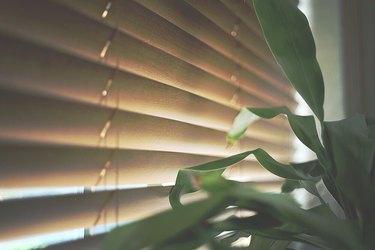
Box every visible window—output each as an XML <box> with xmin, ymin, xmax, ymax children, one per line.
<box><xmin>0</xmin><ymin>0</ymin><xmax>295</xmax><ymax>248</ymax></box>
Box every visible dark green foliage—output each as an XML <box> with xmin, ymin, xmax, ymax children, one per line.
<box><xmin>103</xmin><ymin>0</ymin><xmax>375</xmax><ymax>249</ymax></box>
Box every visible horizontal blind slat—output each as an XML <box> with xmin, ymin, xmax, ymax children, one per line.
<box><xmin>0</xmin><ymin>33</ymin><xmax>291</xmax><ymax>139</ymax></box>
<box><xmin>54</xmin><ymin>0</ymin><xmax>294</xmax><ymax>102</ymax></box>
<box><xmin>219</xmin><ymin>0</ymin><xmax>264</xmax><ymax>38</ymax></box>
<box><xmin>0</xmin><ymin>0</ymin><xmax>294</xmax><ymax>108</ymax></box>
<box><xmin>0</xmin><ymin>186</ymin><xmax>172</xmax><ymax>240</ymax></box>
<box><xmin>0</xmin><ymin>90</ymin><xmax>291</xmax><ymax>159</ymax></box>
<box><xmin>0</xmin><ymin>146</ymin><xmax>278</xmax><ymax>187</ymax></box>
<box><xmin>0</xmin><ymin>0</ymin><xmax>295</xmax><ymax>245</ymax></box>
<box><xmin>184</xmin><ymin>0</ymin><xmax>275</xmax><ymax>66</ymax></box>
<box><xmin>0</xmin><ymin>181</ymin><xmax>282</xmax><ymax>241</ymax></box>
<box><xmin>134</xmin><ymin>0</ymin><xmax>294</xmax><ymax>103</ymax></box>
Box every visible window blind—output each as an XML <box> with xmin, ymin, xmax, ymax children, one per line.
<box><xmin>0</xmin><ymin>0</ymin><xmax>295</xmax><ymax>248</ymax></box>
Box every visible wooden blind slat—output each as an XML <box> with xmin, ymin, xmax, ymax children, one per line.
<box><xmin>0</xmin><ymin>33</ymin><xmax>291</xmax><ymax>138</ymax></box>
<box><xmin>54</xmin><ymin>0</ymin><xmax>294</xmax><ymax>103</ymax></box>
<box><xmin>0</xmin><ymin>0</ymin><xmax>294</xmax><ymax>108</ymax></box>
<box><xmin>0</xmin><ymin>186</ymin><xmax>172</xmax><ymax>240</ymax></box>
<box><xmin>0</xmin><ymin>146</ymin><xmax>277</xmax><ymax>187</ymax></box>
<box><xmin>135</xmin><ymin>0</ymin><xmax>293</xmax><ymax>103</ymax></box>
<box><xmin>0</xmin><ymin>0</ymin><xmax>294</xmax><ymax>245</ymax></box>
<box><xmin>185</xmin><ymin>0</ymin><xmax>275</xmax><ymax>66</ymax></box>
<box><xmin>0</xmin><ymin>180</ymin><xmax>282</xmax><ymax>241</ymax></box>
<box><xmin>220</xmin><ymin>0</ymin><xmax>264</xmax><ymax>38</ymax></box>
<box><xmin>0</xmin><ymin>90</ymin><xmax>291</xmax><ymax>158</ymax></box>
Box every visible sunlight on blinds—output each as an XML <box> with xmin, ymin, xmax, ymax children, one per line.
<box><xmin>0</xmin><ymin>0</ymin><xmax>295</xmax><ymax>248</ymax></box>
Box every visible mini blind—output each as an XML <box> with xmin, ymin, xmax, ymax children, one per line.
<box><xmin>0</xmin><ymin>0</ymin><xmax>295</xmax><ymax>248</ymax></box>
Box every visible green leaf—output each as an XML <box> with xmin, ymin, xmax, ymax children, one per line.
<box><xmin>170</xmin><ymin>149</ymin><xmax>320</xmax><ymax>209</ymax></box>
<box><xmin>249</xmin><ymin>107</ymin><xmax>323</xmax><ymax>155</ymax></box>
<box><xmin>155</xmin><ymin>224</ymin><xmax>214</xmax><ymax>250</ymax></box>
<box><xmin>253</xmin><ymin>0</ymin><xmax>325</xmax><ymax>121</ymax></box>
<box><xmin>228</xmin><ymin>107</ymin><xmax>328</xmax><ymax>172</ymax></box>
<box><xmin>210</xmin><ymin>179</ymin><xmax>359</xmax><ymax>249</ymax></box>
<box><xmin>102</xmin><ymin>192</ymin><xmax>229</xmax><ymax>250</ymax></box>
<box><xmin>229</xmin><ymin>182</ymin><xmax>364</xmax><ymax>250</ymax></box>
<box><xmin>281</xmin><ymin>179</ymin><xmax>322</xmax><ymax>202</ymax></box>
<box><xmin>227</xmin><ymin>107</ymin><xmax>259</xmax><ymax>142</ymax></box>
<box><xmin>324</xmin><ymin>115</ymin><xmax>375</xmax><ymax>208</ymax></box>
<box><xmin>169</xmin><ymin>151</ymin><xmax>253</xmax><ymax>209</ymax></box>
<box><xmin>285</xmin><ymin>181</ymin><xmax>318</xmax><ymax>198</ymax></box>
<box><xmin>249</xmin><ymin>235</ymin><xmax>291</xmax><ymax>250</ymax></box>
<box><xmin>215</xmin><ymin>213</ymin><xmax>282</xmax><ymax>232</ymax></box>
<box><xmin>281</xmin><ymin>179</ymin><xmax>299</xmax><ymax>193</ymax></box>
<box><xmin>324</xmin><ymin>115</ymin><xmax>375</xmax><ymax>245</ymax></box>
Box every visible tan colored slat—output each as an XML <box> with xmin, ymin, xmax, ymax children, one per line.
<box><xmin>135</xmin><ymin>0</ymin><xmax>294</xmax><ymax>106</ymax></box>
<box><xmin>0</xmin><ymin>178</ymin><xmax>282</xmax><ymax>241</ymax></box>
<box><xmin>220</xmin><ymin>0</ymin><xmax>264</xmax><ymax>38</ymax></box>
<box><xmin>185</xmin><ymin>0</ymin><xmax>275</xmax><ymax>67</ymax></box>
<box><xmin>0</xmin><ymin>0</ymin><xmax>293</xmax><ymax>109</ymax></box>
<box><xmin>54</xmin><ymin>0</ymin><xmax>294</xmax><ymax>104</ymax></box>
<box><xmin>0</xmin><ymin>34</ymin><xmax>291</xmax><ymax>142</ymax></box>
<box><xmin>0</xmin><ymin>186</ymin><xmax>172</xmax><ymax>240</ymax></box>
<box><xmin>0</xmin><ymin>90</ymin><xmax>291</xmax><ymax>159</ymax></box>
<box><xmin>0</xmin><ymin>145</ymin><xmax>280</xmax><ymax>187</ymax></box>
<box><xmin>0</xmin><ymin>146</ymin><xmax>214</xmax><ymax>187</ymax></box>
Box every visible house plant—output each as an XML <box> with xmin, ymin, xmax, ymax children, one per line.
<box><xmin>102</xmin><ymin>0</ymin><xmax>375</xmax><ymax>249</ymax></box>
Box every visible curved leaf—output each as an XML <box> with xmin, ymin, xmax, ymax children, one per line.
<box><xmin>170</xmin><ymin>149</ymin><xmax>320</xmax><ymax>209</ymax></box>
<box><xmin>169</xmin><ymin>151</ymin><xmax>253</xmax><ymax>209</ymax></box>
<box><xmin>227</xmin><ymin>107</ymin><xmax>259</xmax><ymax>142</ymax></box>
<box><xmin>253</xmin><ymin>0</ymin><xmax>325</xmax><ymax>121</ymax></box>
<box><xmin>228</xmin><ymin>106</ymin><xmax>328</xmax><ymax>172</ymax></box>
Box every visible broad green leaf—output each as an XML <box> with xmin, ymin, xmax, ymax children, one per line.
<box><xmin>247</xmin><ymin>228</ymin><xmax>327</xmax><ymax>249</ymax></box>
<box><xmin>281</xmin><ymin>179</ymin><xmax>300</xmax><ymax>193</ymax></box>
<box><xmin>253</xmin><ymin>0</ymin><xmax>325</xmax><ymax>121</ymax></box>
<box><xmin>248</xmin><ymin>107</ymin><xmax>323</xmax><ymax>154</ymax></box>
<box><xmin>230</xmin><ymin>107</ymin><xmax>340</xmax><ymax>201</ymax></box>
<box><xmin>249</xmin><ymin>235</ymin><xmax>290</xmax><ymax>250</ymax></box>
<box><xmin>252</xmin><ymin>148</ymin><xmax>318</xmax><ymax>180</ymax></box>
<box><xmin>169</xmin><ymin>151</ymin><xmax>253</xmax><ymax>209</ymax></box>
<box><xmin>324</xmin><ymin>115</ymin><xmax>375</xmax><ymax>207</ymax></box>
<box><xmin>102</xmin><ymin>192</ymin><xmax>229</xmax><ymax>250</ymax></box>
<box><xmin>298</xmin><ymin>180</ymin><xmax>324</xmax><ymax>203</ymax></box>
<box><xmin>324</xmin><ymin>115</ymin><xmax>375</xmax><ymax>245</ymax></box>
<box><xmin>215</xmin><ymin>213</ymin><xmax>282</xmax><ymax>232</ymax></box>
<box><xmin>228</xmin><ymin>107</ymin><xmax>328</xmax><ymax>172</ymax></box>
<box><xmin>170</xmin><ymin>149</ymin><xmax>320</xmax><ymax>208</ymax></box>
<box><xmin>294</xmin><ymin>234</ymin><xmax>331</xmax><ymax>250</ymax></box>
<box><xmin>228</xmin><ymin>182</ymin><xmax>364</xmax><ymax>250</ymax></box>
<box><xmin>210</xmin><ymin>178</ymin><xmax>361</xmax><ymax>249</ymax></box>
<box><xmin>209</xmin><ymin>178</ymin><xmax>355</xmax><ymax>248</ymax></box>
<box><xmin>155</xmin><ymin>224</ymin><xmax>214</xmax><ymax>250</ymax></box>
<box><xmin>281</xmin><ymin>179</ymin><xmax>322</xmax><ymax>202</ymax></box>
